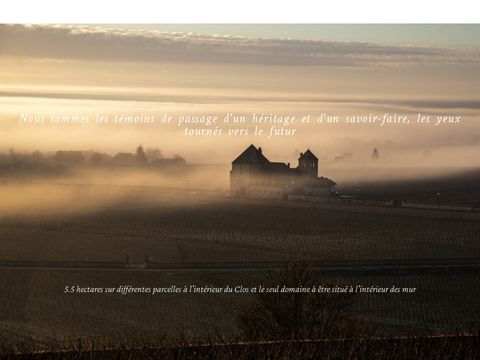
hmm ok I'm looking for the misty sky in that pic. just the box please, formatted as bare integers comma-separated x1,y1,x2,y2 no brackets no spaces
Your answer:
104,24,480,48
1,24,480,166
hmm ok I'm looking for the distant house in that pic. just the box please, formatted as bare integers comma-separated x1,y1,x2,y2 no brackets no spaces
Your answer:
89,152,112,166
230,145,335,199
112,152,142,166
151,157,186,167
54,151,85,166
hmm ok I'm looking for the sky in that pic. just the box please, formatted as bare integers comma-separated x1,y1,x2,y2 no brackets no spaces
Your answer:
107,24,480,48
0,24,479,167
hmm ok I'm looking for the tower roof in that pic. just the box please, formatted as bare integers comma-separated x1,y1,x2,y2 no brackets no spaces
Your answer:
299,149,318,161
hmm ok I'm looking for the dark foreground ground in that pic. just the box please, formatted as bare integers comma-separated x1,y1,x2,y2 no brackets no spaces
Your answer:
337,166,480,207
0,172,480,356
3,335,480,360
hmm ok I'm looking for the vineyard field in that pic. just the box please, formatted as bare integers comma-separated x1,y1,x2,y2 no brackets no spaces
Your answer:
1,199,479,264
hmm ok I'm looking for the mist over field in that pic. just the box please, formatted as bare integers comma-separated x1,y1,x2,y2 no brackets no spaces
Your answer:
0,165,228,215
1,162,479,217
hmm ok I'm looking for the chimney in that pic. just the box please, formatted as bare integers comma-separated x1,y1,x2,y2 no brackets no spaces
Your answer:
287,162,290,167
300,152,303,157
258,147,262,154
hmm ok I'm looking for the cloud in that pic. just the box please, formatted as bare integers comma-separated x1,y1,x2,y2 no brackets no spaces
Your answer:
1,24,480,67
1,85,479,113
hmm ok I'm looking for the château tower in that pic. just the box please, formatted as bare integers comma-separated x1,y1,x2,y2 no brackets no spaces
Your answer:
298,149,318,178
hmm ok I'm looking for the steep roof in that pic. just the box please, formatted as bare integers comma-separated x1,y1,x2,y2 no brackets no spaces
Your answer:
317,176,336,186
113,152,137,160
300,176,336,187
232,145,269,165
299,149,318,161
113,152,141,165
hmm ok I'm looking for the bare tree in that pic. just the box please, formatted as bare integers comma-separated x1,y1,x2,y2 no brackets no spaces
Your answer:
237,263,358,341
146,148,163,162
31,150,44,165
135,145,148,164
89,152,103,166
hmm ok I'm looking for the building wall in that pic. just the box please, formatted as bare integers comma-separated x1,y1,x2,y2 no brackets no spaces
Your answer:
298,158,318,178
230,164,256,196
247,185,285,199
230,163,333,199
